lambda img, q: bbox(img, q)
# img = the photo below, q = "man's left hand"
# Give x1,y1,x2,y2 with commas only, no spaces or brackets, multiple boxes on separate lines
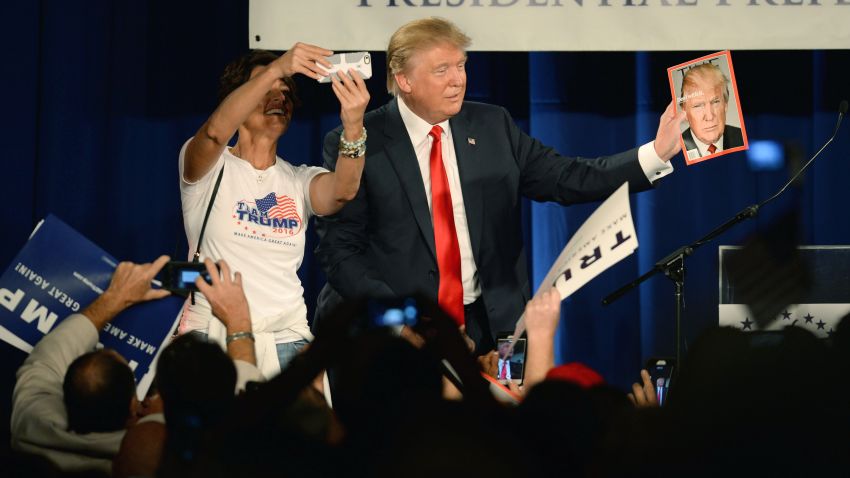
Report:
83,255,171,329
477,350,498,377
106,255,172,308
653,101,687,162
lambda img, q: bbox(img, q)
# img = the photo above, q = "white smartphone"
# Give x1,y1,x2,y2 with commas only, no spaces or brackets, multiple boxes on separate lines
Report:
317,51,372,83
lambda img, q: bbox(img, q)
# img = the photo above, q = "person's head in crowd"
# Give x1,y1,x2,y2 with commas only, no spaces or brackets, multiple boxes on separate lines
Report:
155,334,237,475
386,17,471,124
665,325,838,476
666,325,747,410
156,334,237,426
497,340,513,360
174,369,340,478
62,349,137,434
517,380,604,477
274,386,339,445
333,331,444,438
375,401,525,478
217,49,301,138
185,323,448,478
679,62,730,145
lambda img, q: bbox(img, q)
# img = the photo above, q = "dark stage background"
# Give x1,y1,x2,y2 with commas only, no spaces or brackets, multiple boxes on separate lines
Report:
2,0,849,448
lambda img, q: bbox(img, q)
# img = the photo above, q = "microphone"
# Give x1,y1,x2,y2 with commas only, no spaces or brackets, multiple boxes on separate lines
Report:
758,100,847,209
835,100,848,136
691,100,848,248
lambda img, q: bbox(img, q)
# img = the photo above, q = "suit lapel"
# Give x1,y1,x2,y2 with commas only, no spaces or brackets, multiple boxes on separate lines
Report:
683,129,701,157
683,128,697,152
383,99,437,261
450,109,483,266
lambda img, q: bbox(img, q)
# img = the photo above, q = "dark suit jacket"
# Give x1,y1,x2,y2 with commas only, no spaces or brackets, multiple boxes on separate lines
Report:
497,359,524,380
315,98,653,338
682,125,744,157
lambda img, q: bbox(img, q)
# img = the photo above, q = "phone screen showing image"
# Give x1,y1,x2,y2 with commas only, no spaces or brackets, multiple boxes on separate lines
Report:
496,338,526,383
160,261,215,293
647,358,675,406
179,270,202,289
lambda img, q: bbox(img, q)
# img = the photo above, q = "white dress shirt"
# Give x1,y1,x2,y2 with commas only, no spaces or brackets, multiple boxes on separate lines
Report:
398,97,482,305
689,129,725,158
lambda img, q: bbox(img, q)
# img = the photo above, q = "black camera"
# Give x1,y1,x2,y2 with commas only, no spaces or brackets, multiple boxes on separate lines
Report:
159,261,216,294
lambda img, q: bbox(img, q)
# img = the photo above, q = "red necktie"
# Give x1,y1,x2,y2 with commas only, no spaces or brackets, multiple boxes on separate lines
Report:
500,360,508,379
428,125,464,325
707,144,717,154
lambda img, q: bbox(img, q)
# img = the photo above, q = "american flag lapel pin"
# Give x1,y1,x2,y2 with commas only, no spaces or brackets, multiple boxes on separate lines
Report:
467,137,476,145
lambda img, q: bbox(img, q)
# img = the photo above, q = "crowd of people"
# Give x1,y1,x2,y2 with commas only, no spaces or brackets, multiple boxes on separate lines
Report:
8,255,849,477
5,15,847,478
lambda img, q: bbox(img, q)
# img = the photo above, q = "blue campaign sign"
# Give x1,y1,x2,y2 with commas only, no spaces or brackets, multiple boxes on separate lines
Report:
0,215,183,387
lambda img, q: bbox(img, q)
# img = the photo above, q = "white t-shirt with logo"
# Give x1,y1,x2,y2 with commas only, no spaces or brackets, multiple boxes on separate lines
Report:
178,140,326,375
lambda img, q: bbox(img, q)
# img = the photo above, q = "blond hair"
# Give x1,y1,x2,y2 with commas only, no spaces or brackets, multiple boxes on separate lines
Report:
386,17,471,95
680,62,730,105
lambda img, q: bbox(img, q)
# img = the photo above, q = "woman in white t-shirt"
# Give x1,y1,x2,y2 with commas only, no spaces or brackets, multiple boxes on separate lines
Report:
178,44,370,378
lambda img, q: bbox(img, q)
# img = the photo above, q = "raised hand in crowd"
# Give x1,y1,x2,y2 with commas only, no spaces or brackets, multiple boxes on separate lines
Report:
478,350,499,377
195,258,255,365
82,255,171,330
522,288,562,391
459,324,476,353
399,323,426,349
627,369,658,408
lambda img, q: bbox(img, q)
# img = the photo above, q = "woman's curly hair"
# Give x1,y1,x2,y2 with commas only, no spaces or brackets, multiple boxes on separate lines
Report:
217,49,301,108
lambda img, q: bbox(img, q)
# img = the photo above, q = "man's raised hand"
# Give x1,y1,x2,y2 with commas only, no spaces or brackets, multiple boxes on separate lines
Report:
82,255,171,329
194,258,251,333
653,101,687,162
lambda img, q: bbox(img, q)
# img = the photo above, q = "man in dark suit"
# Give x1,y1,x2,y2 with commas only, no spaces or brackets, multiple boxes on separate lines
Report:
683,125,744,159
315,18,685,352
679,62,745,161
496,340,525,381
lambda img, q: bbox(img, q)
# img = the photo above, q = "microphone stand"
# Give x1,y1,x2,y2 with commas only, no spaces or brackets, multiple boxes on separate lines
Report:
603,101,847,367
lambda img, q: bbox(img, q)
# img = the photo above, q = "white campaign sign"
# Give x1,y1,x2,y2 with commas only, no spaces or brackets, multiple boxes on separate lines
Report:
249,0,850,52
512,182,638,338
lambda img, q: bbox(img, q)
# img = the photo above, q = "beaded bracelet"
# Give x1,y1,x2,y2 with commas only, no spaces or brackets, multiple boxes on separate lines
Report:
339,127,367,158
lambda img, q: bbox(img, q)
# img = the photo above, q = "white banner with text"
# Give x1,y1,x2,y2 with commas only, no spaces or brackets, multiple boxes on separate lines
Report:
511,182,638,339
250,0,850,52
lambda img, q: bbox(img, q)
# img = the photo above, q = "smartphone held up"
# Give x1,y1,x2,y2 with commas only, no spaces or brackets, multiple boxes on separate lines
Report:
646,357,675,406
316,52,372,83
496,337,527,384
